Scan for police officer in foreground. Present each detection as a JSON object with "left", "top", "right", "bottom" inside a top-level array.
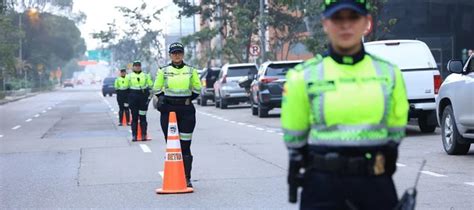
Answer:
[
  {"left": 128, "top": 61, "right": 153, "bottom": 141},
  {"left": 153, "top": 42, "right": 201, "bottom": 188},
  {"left": 282, "top": 0, "right": 409, "bottom": 209},
  {"left": 115, "top": 68, "right": 130, "bottom": 126}
]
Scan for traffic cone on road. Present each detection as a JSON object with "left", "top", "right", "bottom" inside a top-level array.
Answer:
[
  {"left": 136, "top": 120, "right": 152, "bottom": 141},
  {"left": 156, "top": 112, "right": 193, "bottom": 194},
  {"left": 121, "top": 113, "right": 128, "bottom": 127}
]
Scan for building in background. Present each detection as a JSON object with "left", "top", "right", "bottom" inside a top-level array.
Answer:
[{"left": 380, "top": 0, "right": 474, "bottom": 73}]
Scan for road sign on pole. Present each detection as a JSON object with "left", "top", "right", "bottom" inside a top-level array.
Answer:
[{"left": 249, "top": 45, "right": 261, "bottom": 56}]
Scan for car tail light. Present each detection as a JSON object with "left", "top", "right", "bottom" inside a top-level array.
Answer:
[
  {"left": 222, "top": 75, "right": 227, "bottom": 84},
  {"left": 434, "top": 74, "right": 442, "bottom": 94},
  {"left": 260, "top": 78, "right": 278, "bottom": 84}
]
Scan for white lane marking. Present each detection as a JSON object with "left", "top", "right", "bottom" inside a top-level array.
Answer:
[
  {"left": 256, "top": 127, "right": 265, "bottom": 131},
  {"left": 159, "top": 171, "right": 164, "bottom": 179},
  {"left": 34, "top": 114, "right": 40, "bottom": 118},
  {"left": 114, "top": 112, "right": 118, "bottom": 114},
  {"left": 266, "top": 130, "right": 276, "bottom": 133},
  {"left": 238, "top": 122, "right": 246, "bottom": 126},
  {"left": 396, "top": 163, "right": 407, "bottom": 167},
  {"left": 110, "top": 109, "right": 114, "bottom": 112},
  {"left": 128, "top": 130, "right": 132, "bottom": 133},
  {"left": 277, "top": 133, "right": 284, "bottom": 136},
  {"left": 12, "top": 125, "right": 21, "bottom": 130},
  {"left": 25, "top": 118, "right": 32, "bottom": 122},
  {"left": 223, "top": 119, "right": 229, "bottom": 122},
  {"left": 464, "top": 182, "right": 474, "bottom": 186},
  {"left": 139, "top": 144, "right": 152, "bottom": 153},
  {"left": 0, "top": 135, "right": 3, "bottom": 138},
  {"left": 247, "top": 124, "right": 256, "bottom": 128},
  {"left": 47, "top": 107, "right": 52, "bottom": 110},
  {"left": 41, "top": 110, "right": 46, "bottom": 113},
  {"left": 421, "top": 171, "right": 447, "bottom": 177},
  {"left": 229, "top": 121, "right": 237, "bottom": 124},
  {"left": 116, "top": 116, "right": 119, "bottom": 119}
]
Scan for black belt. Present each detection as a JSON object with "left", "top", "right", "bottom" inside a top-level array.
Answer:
[
  {"left": 165, "top": 97, "right": 191, "bottom": 105},
  {"left": 129, "top": 89, "right": 147, "bottom": 94},
  {"left": 309, "top": 152, "right": 389, "bottom": 176}
]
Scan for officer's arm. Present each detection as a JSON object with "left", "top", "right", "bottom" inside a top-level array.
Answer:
[
  {"left": 146, "top": 73, "right": 153, "bottom": 88},
  {"left": 387, "top": 66, "right": 409, "bottom": 142},
  {"left": 153, "top": 69, "right": 164, "bottom": 95},
  {"left": 191, "top": 67, "right": 201, "bottom": 95},
  {"left": 281, "top": 67, "right": 310, "bottom": 149},
  {"left": 114, "top": 78, "right": 119, "bottom": 90}
]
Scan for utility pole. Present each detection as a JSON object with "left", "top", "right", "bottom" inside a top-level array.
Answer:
[
  {"left": 216, "top": 0, "right": 223, "bottom": 66},
  {"left": 259, "top": 0, "right": 266, "bottom": 63}
]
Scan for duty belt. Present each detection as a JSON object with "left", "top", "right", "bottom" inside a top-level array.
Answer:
[
  {"left": 165, "top": 97, "right": 191, "bottom": 105},
  {"left": 309, "top": 152, "right": 388, "bottom": 176}
]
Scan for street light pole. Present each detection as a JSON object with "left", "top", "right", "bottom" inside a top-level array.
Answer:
[
  {"left": 259, "top": 0, "right": 266, "bottom": 63},
  {"left": 19, "top": 12, "right": 25, "bottom": 88}
]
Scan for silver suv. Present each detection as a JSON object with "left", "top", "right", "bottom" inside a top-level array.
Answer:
[
  {"left": 214, "top": 63, "right": 258, "bottom": 109},
  {"left": 436, "top": 55, "right": 474, "bottom": 155}
]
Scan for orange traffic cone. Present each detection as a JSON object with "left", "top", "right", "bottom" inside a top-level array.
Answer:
[
  {"left": 121, "top": 112, "right": 128, "bottom": 127},
  {"left": 136, "top": 119, "right": 151, "bottom": 141},
  {"left": 156, "top": 112, "right": 193, "bottom": 194}
]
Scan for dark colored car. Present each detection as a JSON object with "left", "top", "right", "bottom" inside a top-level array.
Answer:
[
  {"left": 197, "top": 67, "right": 221, "bottom": 106},
  {"left": 244, "top": 60, "right": 302, "bottom": 117},
  {"left": 102, "top": 77, "right": 116, "bottom": 97}
]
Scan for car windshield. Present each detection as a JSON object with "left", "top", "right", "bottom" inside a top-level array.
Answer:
[
  {"left": 227, "top": 66, "right": 257, "bottom": 77},
  {"left": 265, "top": 63, "right": 300, "bottom": 77},
  {"left": 103, "top": 77, "right": 115, "bottom": 84}
]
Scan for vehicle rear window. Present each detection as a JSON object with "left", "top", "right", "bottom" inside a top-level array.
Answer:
[
  {"left": 104, "top": 77, "right": 115, "bottom": 84},
  {"left": 365, "top": 42, "right": 438, "bottom": 70},
  {"left": 265, "top": 63, "right": 300, "bottom": 77},
  {"left": 227, "top": 66, "right": 257, "bottom": 77}
]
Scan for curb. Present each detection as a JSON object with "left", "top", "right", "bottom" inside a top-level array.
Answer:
[{"left": 0, "top": 93, "right": 38, "bottom": 105}]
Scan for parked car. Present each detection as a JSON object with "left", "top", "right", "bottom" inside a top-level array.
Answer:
[
  {"left": 197, "top": 67, "right": 221, "bottom": 106},
  {"left": 63, "top": 79, "right": 74, "bottom": 88},
  {"left": 243, "top": 60, "right": 302, "bottom": 117},
  {"left": 214, "top": 63, "right": 258, "bottom": 109},
  {"left": 365, "top": 40, "right": 442, "bottom": 133},
  {"left": 436, "top": 55, "right": 474, "bottom": 155},
  {"left": 102, "top": 77, "right": 116, "bottom": 97}
]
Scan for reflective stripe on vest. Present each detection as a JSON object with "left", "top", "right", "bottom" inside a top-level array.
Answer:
[{"left": 305, "top": 58, "right": 397, "bottom": 147}]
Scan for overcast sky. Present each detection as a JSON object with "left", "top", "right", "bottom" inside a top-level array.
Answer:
[{"left": 73, "top": 0, "right": 197, "bottom": 50}]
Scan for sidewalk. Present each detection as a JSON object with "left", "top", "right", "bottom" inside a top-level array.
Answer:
[{"left": 0, "top": 93, "right": 37, "bottom": 105}]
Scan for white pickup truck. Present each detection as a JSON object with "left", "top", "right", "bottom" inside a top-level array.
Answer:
[{"left": 365, "top": 40, "right": 442, "bottom": 133}]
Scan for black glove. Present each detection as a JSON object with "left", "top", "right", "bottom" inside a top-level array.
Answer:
[
  {"left": 288, "top": 147, "right": 306, "bottom": 203},
  {"left": 190, "top": 92, "right": 199, "bottom": 100},
  {"left": 155, "top": 93, "right": 165, "bottom": 110}
]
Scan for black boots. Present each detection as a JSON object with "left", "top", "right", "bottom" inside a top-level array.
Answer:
[{"left": 183, "top": 155, "right": 193, "bottom": 188}]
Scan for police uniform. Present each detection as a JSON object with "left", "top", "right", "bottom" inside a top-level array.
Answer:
[
  {"left": 281, "top": 1, "right": 409, "bottom": 209},
  {"left": 153, "top": 43, "right": 201, "bottom": 187},
  {"left": 115, "top": 69, "right": 130, "bottom": 126},
  {"left": 127, "top": 61, "right": 153, "bottom": 141}
]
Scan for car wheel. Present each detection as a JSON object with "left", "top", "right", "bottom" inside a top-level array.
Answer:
[
  {"left": 418, "top": 112, "right": 436, "bottom": 133},
  {"left": 251, "top": 100, "right": 258, "bottom": 116},
  {"left": 441, "top": 105, "right": 471, "bottom": 155},
  {"left": 201, "top": 98, "right": 207, "bottom": 106},
  {"left": 215, "top": 96, "right": 220, "bottom": 108},
  {"left": 220, "top": 98, "right": 228, "bottom": 109},
  {"left": 257, "top": 103, "right": 268, "bottom": 118},
  {"left": 109, "top": 93, "right": 113, "bottom": 97}
]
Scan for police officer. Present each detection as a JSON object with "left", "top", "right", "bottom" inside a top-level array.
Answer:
[
  {"left": 153, "top": 42, "right": 201, "bottom": 188},
  {"left": 115, "top": 68, "right": 130, "bottom": 126},
  {"left": 128, "top": 61, "right": 153, "bottom": 141},
  {"left": 281, "top": 1, "right": 409, "bottom": 209}
]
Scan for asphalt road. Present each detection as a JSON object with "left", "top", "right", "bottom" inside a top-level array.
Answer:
[{"left": 1, "top": 86, "right": 473, "bottom": 209}]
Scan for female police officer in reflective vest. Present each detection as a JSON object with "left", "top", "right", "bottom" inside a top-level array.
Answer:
[
  {"left": 128, "top": 61, "right": 153, "bottom": 141},
  {"left": 153, "top": 42, "right": 201, "bottom": 188},
  {"left": 115, "top": 68, "right": 130, "bottom": 126},
  {"left": 281, "top": 1, "right": 409, "bottom": 209}
]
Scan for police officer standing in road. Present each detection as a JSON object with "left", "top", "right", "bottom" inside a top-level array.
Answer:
[
  {"left": 153, "top": 42, "right": 201, "bottom": 188},
  {"left": 282, "top": 0, "right": 409, "bottom": 209},
  {"left": 128, "top": 61, "right": 153, "bottom": 141},
  {"left": 115, "top": 68, "right": 130, "bottom": 126}
]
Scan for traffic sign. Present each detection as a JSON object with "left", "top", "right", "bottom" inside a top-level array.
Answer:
[{"left": 249, "top": 45, "right": 261, "bottom": 56}]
